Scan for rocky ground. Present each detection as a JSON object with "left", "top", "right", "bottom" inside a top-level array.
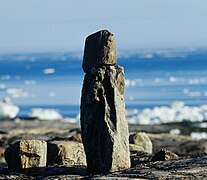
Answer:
[{"left": 0, "top": 119, "right": 207, "bottom": 179}]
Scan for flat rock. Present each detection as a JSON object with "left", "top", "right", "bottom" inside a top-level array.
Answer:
[
  {"left": 121, "top": 154, "right": 207, "bottom": 179},
  {"left": 82, "top": 30, "right": 117, "bottom": 72},
  {"left": 47, "top": 140, "right": 86, "bottom": 166}
]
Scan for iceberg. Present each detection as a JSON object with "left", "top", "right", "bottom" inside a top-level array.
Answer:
[
  {"left": 126, "top": 101, "right": 207, "bottom": 125},
  {"left": 0, "top": 97, "right": 20, "bottom": 119},
  {"left": 29, "top": 108, "right": 62, "bottom": 120}
]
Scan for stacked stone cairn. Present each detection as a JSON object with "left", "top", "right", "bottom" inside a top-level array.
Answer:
[{"left": 80, "top": 30, "right": 131, "bottom": 174}]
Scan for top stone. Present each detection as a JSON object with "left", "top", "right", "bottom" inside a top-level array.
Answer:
[{"left": 82, "top": 30, "right": 118, "bottom": 72}]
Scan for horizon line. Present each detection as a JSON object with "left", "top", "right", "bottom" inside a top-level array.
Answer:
[{"left": 1, "top": 45, "right": 207, "bottom": 55}]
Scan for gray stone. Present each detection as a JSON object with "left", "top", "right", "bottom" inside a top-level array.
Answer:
[
  {"left": 129, "top": 144, "right": 144, "bottom": 152},
  {"left": 47, "top": 141, "right": 86, "bottom": 166},
  {"left": 151, "top": 148, "right": 179, "bottom": 162},
  {"left": 4, "top": 140, "right": 47, "bottom": 170},
  {"left": 147, "top": 133, "right": 207, "bottom": 156},
  {"left": 68, "top": 133, "right": 82, "bottom": 143},
  {"left": 81, "top": 65, "right": 131, "bottom": 174},
  {"left": 82, "top": 30, "right": 118, "bottom": 72},
  {"left": 4, "top": 141, "right": 21, "bottom": 170},
  {"left": 129, "top": 132, "right": 153, "bottom": 154},
  {"left": 0, "top": 147, "right": 4, "bottom": 158}
]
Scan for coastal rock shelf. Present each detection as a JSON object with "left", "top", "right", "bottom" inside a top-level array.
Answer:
[
  {"left": 0, "top": 152, "right": 206, "bottom": 179},
  {"left": 0, "top": 120, "right": 207, "bottom": 179}
]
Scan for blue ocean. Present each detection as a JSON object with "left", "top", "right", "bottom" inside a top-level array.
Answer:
[{"left": 0, "top": 48, "right": 207, "bottom": 120}]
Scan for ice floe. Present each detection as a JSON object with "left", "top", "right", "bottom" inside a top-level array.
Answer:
[
  {"left": 24, "top": 80, "right": 36, "bottom": 85},
  {"left": 49, "top": 92, "right": 56, "bottom": 97},
  {"left": 126, "top": 101, "right": 207, "bottom": 124},
  {"left": 43, "top": 68, "right": 55, "bottom": 74},
  {"left": 0, "top": 97, "right": 20, "bottom": 119},
  {"left": 0, "top": 75, "right": 11, "bottom": 80},
  {"left": 125, "top": 79, "right": 142, "bottom": 87},
  {"left": 193, "top": 122, "right": 207, "bottom": 128},
  {"left": 0, "top": 84, "right": 6, "bottom": 90},
  {"left": 62, "top": 113, "right": 80, "bottom": 123},
  {"left": 191, "top": 132, "right": 207, "bottom": 139},
  {"left": 29, "top": 108, "right": 62, "bottom": 120},
  {"left": 14, "top": 75, "right": 21, "bottom": 80},
  {"left": 169, "top": 129, "right": 181, "bottom": 135},
  {"left": 62, "top": 117, "right": 79, "bottom": 123},
  {"left": 6, "top": 88, "right": 28, "bottom": 98}
]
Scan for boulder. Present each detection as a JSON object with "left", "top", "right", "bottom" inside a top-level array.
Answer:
[
  {"left": 68, "top": 133, "right": 82, "bottom": 143},
  {"left": 151, "top": 148, "right": 179, "bottom": 162},
  {"left": 129, "top": 144, "right": 144, "bottom": 152},
  {"left": 82, "top": 30, "right": 118, "bottom": 72},
  {"left": 4, "top": 140, "right": 47, "bottom": 170},
  {"left": 47, "top": 141, "right": 86, "bottom": 166},
  {"left": 148, "top": 133, "right": 207, "bottom": 156},
  {"left": 129, "top": 132, "right": 152, "bottom": 154}
]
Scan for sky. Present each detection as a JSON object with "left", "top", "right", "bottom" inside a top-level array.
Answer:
[{"left": 1, "top": 0, "right": 207, "bottom": 53}]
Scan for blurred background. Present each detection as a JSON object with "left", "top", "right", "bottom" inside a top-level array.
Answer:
[{"left": 0, "top": 1, "right": 207, "bottom": 136}]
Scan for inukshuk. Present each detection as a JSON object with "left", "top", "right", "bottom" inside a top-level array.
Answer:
[{"left": 80, "top": 30, "right": 131, "bottom": 174}]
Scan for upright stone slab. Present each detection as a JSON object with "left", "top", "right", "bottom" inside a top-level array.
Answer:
[{"left": 80, "top": 30, "right": 131, "bottom": 174}]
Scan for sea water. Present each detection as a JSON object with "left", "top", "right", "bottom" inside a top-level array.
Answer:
[{"left": 0, "top": 48, "right": 207, "bottom": 123}]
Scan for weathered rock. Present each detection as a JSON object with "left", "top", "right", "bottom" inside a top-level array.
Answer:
[
  {"left": 82, "top": 30, "right": 118, "bottom": 72},
  {"left": 20, "top": 140, "right": 47, "bottom": 169},
  {"left": 151, "top": 148, "right": 179, "bottom": 162},
  {"left": 80, "top": 66, "right": 131, "bottom": 173},
  {"left": 68, "top": 133, "right": 82, "bottom": 143},
  {"left": 47, "top": 141, "right": 86, "bottom": 166},
  {"left": 1, "top": 154, "right": 207, "bottom": 179},
  {"left": 4, "top": 140, "right": 47, "bottom": 170},
  {"left": 148, "top": 133, "right": 207, "bottom": 156},
  {"left": 129, "top": 132, "right": 152, "bottom": 154},
  {"left": 129, "top": 144, "right": 144, "bottom": 152},
  {"left": 1, "top": 119, "right": 207, "bottom": 179},
  {"left": 0, "top": 147, "right": 6, "bottom": 167},
  {"left": 68, "top": 128, "right": 81, "bottom": 135},
  {"left": 0, "top": 147, "right": 4, "bottom": 158},
  {"left": 0, "top": 130, "right": 7, "bottom": 135},
  {"left": 4, "top": 141, "right": 20, "bottom": 170},
  {"left": 81, "top": 31, "right": 130, "bottom": 174}
]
